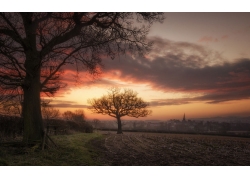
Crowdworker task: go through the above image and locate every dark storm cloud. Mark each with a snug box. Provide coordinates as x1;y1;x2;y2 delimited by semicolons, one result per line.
58;37;250;105
150;88;250;106
101;38;250;104
149;98;191;106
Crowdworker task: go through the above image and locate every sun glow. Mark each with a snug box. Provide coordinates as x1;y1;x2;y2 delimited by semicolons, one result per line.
52;82;250;121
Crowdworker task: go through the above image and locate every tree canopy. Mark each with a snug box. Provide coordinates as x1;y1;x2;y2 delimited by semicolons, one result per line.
88;88;151;133
0;12;164;97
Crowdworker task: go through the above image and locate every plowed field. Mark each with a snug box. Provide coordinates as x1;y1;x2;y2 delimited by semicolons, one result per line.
90;132;250;165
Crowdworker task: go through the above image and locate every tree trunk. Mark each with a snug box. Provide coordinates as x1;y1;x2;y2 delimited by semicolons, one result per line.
19;14;45;144
22;59;44;144
117;116;123;134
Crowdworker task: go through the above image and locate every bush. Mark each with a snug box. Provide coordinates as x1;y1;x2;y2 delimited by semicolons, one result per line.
0;114;93;140
44;119;93;135
0;115;23;140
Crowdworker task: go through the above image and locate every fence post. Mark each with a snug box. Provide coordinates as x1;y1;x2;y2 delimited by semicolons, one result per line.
42;130;47;150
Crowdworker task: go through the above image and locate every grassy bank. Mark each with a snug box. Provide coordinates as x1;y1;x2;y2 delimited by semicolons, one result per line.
0;133;105;166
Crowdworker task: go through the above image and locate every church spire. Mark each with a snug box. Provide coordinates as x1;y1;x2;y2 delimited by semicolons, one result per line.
183;113;186;121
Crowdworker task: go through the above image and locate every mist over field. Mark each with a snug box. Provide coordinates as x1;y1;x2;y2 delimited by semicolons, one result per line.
95;116;250;136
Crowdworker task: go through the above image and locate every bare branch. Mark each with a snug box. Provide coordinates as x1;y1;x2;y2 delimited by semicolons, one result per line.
88;87;152;119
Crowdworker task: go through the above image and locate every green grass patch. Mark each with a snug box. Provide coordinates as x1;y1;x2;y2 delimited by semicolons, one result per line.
0;133;105;166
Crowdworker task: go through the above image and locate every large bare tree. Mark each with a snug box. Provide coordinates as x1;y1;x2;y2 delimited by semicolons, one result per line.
0;12;163;143
88;88;151;134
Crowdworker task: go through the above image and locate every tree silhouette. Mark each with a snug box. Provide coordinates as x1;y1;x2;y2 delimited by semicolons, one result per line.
0;12;163;143
88;88;151;134
62;109;86;122
41;100;60;121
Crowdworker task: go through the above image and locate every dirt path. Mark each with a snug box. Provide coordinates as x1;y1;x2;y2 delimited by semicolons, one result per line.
89;132;250;165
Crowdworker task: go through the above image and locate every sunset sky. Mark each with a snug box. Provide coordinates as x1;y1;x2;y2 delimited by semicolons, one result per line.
45;12;250;121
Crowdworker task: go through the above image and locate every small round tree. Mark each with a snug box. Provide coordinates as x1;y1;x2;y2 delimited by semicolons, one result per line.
88;88;151;134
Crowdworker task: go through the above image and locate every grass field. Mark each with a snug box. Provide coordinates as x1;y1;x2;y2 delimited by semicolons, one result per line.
0;133;104;166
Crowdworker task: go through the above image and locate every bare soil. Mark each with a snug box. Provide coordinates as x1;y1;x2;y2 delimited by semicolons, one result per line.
89;131;250;166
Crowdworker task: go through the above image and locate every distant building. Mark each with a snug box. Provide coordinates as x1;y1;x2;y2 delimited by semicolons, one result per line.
183;113;186;121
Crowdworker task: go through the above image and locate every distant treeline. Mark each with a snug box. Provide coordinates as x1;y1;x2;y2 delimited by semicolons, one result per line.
96;119;250;137
0;115;93;141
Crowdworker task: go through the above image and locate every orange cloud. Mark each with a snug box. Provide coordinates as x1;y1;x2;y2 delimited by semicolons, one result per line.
198;35;229;43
